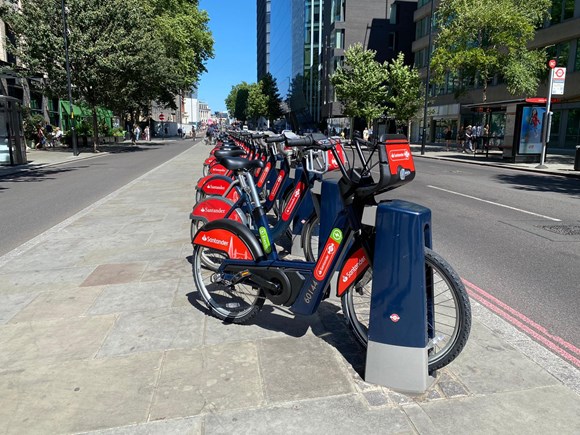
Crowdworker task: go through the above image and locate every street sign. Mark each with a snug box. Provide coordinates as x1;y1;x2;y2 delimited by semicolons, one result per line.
548;59;557;69
552;67;566;95
159;113;165;121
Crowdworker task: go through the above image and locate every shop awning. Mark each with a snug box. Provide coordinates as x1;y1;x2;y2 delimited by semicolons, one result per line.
60;101;92;118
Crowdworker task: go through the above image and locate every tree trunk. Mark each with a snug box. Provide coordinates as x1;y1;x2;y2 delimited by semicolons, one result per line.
91;106;99;153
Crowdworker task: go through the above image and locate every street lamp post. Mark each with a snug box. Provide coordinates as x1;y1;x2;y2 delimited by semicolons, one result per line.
61;0;78;156
420;0;436;155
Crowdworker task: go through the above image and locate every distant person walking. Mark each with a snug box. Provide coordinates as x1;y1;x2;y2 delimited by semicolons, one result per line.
134;125;141;141
191;126;196;140
144;126;150;141
445;127;453;151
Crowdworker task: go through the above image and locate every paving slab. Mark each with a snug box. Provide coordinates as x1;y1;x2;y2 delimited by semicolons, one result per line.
9;286;103;323
0;266;96;293
150;343;263;420
0;352;161;434
0;290;39;324
97;307;204;357
258;335;354;403
88;280;179;315
81;262;148;287
78;417;202;435
203;394;413;435
0;315;115;369
410;384;580;434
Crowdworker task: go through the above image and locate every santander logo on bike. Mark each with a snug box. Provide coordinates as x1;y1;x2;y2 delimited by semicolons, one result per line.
389;148;411;162
200;207;226;214
204;184;226;191
201;234;228;246
341;254;368;282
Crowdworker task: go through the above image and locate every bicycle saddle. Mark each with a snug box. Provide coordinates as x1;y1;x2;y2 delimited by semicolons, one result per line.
214;148;246;159
219;157;264;171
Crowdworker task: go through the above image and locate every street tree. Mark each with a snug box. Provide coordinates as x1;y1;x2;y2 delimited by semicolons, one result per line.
2;0;213;152
259;73;284;125
385;53;423;134
431;0;551;103
246;82;268;126
225;82;251;123
331;43;388;137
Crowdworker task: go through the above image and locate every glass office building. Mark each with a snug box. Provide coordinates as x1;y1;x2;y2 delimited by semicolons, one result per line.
259;0;323;131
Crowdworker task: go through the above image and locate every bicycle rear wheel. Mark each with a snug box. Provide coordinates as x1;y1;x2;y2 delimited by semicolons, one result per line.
192;243;264;323
341;247;471;371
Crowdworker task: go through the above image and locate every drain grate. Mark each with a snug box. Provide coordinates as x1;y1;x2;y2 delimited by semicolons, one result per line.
539;225;580;236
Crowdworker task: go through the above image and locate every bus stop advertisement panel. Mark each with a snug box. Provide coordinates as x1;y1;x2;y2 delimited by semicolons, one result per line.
512;104;544;163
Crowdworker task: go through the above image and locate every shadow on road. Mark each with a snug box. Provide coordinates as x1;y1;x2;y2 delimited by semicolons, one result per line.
0;165;84;189
494;172;580;198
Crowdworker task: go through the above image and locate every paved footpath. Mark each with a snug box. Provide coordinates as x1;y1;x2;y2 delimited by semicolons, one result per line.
0;141;579;434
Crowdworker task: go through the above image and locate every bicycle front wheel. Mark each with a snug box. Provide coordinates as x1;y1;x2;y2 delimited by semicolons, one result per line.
341;247;471;371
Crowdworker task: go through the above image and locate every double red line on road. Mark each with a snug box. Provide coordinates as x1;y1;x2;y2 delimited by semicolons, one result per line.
463;279;580;369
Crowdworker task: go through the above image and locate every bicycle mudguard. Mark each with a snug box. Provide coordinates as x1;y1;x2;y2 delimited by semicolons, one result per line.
196;175;240;201
204;156;216;165
190;197;245;224
336;243;371;297
192;220;264;260
209;164;229;176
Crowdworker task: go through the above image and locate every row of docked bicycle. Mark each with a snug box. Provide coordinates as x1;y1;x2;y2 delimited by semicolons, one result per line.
189;130;471;372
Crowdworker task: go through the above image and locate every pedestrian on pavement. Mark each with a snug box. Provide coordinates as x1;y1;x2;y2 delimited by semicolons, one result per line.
191;126;196;140
35;125;46;149
464;125;474;153
178;127;183;139
363;127;369;141
456;127;465;152
130;127;136;145
445;127;453;151
134;125;141;142
144;126;150;141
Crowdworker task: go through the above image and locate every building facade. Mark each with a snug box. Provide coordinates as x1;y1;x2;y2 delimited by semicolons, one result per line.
258;0;417;133
412;0;580;153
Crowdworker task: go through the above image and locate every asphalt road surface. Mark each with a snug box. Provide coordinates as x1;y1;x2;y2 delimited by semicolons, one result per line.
0;140;194;257
396;157;579;350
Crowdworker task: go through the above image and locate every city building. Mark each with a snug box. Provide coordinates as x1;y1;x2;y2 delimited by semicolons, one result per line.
258;0;417;133
321;0;417;134
412;0;580;156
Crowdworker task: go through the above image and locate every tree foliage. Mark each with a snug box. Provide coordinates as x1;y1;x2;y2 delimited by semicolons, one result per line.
385;53;423;128
259;73;284;123
246;82;268;121
431;0;550;102
330;43;388;129
225;82;251;122
1;0;213;150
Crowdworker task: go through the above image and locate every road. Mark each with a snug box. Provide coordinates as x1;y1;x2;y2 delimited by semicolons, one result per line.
396;157;580;350
0;140;194;257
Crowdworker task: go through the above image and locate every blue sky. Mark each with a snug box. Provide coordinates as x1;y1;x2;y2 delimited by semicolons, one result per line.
197;0;257;113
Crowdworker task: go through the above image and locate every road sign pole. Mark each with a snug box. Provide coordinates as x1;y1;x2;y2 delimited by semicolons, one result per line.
537;66;555;169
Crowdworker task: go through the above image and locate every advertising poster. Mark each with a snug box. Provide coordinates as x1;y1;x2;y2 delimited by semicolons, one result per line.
519;106;545;154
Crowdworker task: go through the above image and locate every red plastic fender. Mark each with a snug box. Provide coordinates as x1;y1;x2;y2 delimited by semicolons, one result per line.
190;197;244;224
336;245;371;297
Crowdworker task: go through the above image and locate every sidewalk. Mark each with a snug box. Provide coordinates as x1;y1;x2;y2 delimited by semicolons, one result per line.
409;143;580;178
0;142;579;434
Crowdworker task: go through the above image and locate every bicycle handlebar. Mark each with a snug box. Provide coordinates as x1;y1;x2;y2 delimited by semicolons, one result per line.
285;136;314;147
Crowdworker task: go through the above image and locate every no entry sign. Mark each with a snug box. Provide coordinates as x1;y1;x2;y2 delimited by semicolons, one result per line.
159;113;165;121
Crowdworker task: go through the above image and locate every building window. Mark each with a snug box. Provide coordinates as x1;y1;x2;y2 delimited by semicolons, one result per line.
550;0;575;25
415;16;431;40
565;109;580;147
331;0;345;24
575;39;580;71
547;40;570;68
388;32;396;50
332;29;345;49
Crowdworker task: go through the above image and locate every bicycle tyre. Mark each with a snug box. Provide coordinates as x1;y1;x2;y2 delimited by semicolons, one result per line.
192;243;264;323
302;215;320;262
341;247;471;371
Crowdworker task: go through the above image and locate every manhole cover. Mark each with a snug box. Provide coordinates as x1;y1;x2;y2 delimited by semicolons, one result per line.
539;225;580;236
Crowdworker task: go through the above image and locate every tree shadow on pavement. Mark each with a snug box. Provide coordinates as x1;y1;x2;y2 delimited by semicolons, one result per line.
494;172;580;198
